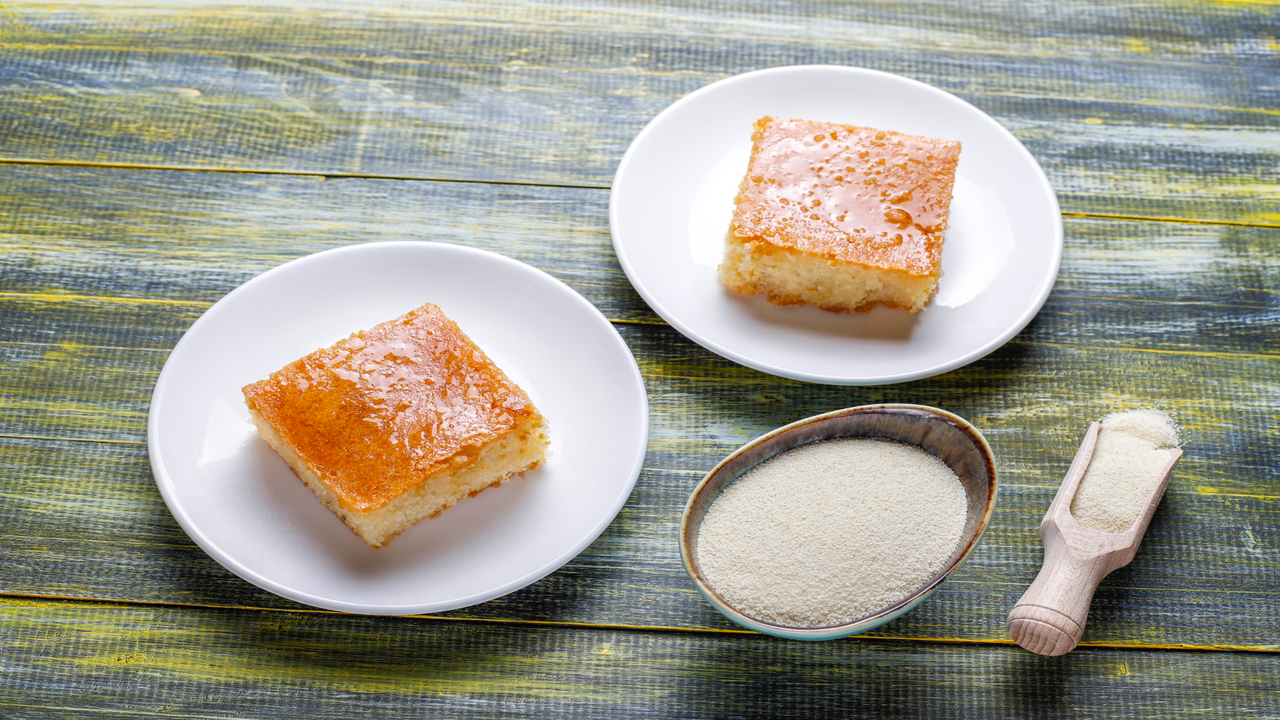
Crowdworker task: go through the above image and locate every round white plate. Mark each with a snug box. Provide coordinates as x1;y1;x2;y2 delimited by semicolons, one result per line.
148;242;649;614
610;65;1062;385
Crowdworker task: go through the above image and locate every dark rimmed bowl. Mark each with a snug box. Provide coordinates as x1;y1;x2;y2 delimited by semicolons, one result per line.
680;404;997;640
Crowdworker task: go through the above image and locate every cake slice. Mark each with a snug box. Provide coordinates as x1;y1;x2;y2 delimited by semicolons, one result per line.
242;303;549;548
719;117;961;313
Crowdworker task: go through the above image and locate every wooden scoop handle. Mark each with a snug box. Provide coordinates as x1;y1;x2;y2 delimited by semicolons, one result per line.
1007;539;1111;656
1007;422;1182;657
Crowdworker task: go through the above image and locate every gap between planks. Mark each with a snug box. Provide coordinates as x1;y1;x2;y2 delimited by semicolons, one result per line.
0;157;1276;231
2;592;1277;655
0;157;606;192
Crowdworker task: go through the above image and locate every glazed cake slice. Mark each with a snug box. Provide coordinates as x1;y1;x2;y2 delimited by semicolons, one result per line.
720;117;962;313
242;303;549;548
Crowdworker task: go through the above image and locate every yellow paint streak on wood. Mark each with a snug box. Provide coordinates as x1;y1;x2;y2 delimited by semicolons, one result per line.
1192;485;1279;500
59;648;586;699
1;239;275;261
0;432;144;445
0;398;142;418
1107;344;1280;361
37;342;87;366
1121;39;1151;54
0;290;208;308
9;605;587;696
0;703;194;719
1060;211;1280;230
1023;338;1280;362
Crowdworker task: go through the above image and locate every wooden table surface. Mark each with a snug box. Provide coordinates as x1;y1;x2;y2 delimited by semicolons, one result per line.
2;1;1278;716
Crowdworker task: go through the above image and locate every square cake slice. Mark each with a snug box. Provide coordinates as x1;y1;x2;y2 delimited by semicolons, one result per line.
719;117;962;313
242;303;549;548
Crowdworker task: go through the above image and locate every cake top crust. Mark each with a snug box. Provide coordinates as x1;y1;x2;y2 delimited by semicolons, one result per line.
729;117;961;277
242;303;539;512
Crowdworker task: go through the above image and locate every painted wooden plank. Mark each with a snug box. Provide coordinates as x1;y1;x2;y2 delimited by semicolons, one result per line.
1;335;1272;644
0;164;1275;457
1;321;1277;648
1;296;1278;484
2;597;1278;719
0;161;1275;649
0;162;1275;343
0;423;1276;650
0;164;651;323
6;0;1276;118
0;1;1277;223
0;160;1275;658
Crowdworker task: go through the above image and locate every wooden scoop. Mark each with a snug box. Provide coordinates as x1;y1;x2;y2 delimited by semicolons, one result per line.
1007;422;1182;656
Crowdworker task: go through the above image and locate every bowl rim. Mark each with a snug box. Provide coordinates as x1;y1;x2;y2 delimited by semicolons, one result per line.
679;403;998;639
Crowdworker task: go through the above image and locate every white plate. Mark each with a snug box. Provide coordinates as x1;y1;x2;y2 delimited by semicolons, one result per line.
610;65;1062;385
148;242;648;615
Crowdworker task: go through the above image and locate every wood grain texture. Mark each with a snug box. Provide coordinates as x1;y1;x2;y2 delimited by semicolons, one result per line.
3;597;1279;719
1;399;1277;649
0;1;1277;223
5;307;1279;497
0;162;1275;342
0;164;1276;650
1;0;1279;712
0;164;1275;442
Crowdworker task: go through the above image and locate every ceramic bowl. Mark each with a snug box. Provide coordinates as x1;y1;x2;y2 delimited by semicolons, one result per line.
679;404;997;640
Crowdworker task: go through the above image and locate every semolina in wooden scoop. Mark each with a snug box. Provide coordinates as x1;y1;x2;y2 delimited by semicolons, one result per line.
1007;410;1182;656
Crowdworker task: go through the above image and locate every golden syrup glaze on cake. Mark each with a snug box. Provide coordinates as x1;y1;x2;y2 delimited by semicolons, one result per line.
730;117;961;278
242;303;540;512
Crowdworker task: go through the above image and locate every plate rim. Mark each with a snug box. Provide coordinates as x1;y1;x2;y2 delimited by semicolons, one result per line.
147;240;650;615
609;64;1063;385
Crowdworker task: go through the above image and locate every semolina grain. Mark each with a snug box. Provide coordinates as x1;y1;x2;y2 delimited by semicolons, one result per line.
1070;409;1180;534
695;438;967;629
